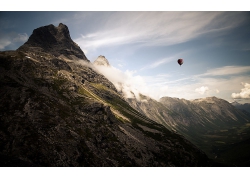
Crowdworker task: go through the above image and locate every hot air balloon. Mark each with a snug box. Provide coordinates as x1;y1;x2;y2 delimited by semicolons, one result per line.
177;59;183;66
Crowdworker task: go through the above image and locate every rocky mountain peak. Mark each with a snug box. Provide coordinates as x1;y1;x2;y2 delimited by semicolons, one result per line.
17;23;88;61
93;55;110;67
231;101;241;106
192;96;227;104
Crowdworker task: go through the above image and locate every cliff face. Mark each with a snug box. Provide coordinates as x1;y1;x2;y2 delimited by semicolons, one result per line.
0;24;210;167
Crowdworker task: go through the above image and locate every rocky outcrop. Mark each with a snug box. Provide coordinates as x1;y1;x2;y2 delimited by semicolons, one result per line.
17;23;88;61
93;55;110;67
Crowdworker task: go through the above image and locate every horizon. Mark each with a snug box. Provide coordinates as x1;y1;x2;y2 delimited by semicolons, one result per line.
1;12;250;103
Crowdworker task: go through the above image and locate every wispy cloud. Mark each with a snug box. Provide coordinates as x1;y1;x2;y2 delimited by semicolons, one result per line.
74;12;248;54
139;50;189;71
0;32;28;50
0;39;11;50
198;66;250;77
12;33;28;42
140;56;174;71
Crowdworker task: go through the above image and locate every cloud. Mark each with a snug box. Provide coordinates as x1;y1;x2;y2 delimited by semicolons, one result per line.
195;86;209;95
0;32;28;50
92;63;173;101
199;66;250;77
0;39;11;50
140;56;174;71
139;65;250;101
74;12;247;54
93;64;146;100
231;83;250;99
139;50;189;71
90;61;250;103
12;33;28;42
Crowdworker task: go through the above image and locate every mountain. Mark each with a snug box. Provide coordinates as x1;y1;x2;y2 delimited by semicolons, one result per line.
17;23;88;61
160;96;249;131
126;95;250;166
231;101;250;114
0;23;210;167
93;55;110;67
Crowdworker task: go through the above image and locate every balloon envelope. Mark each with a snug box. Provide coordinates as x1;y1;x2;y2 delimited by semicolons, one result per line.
177;59;183;66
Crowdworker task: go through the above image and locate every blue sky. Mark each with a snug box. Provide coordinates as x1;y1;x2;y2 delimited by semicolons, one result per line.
1;11;250;103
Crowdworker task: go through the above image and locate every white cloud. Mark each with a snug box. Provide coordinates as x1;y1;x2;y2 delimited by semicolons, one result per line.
216;89;220;93
199;66;250;77
195;86;209;95
232;83;250;99
93;64;146;100
92;63;173;101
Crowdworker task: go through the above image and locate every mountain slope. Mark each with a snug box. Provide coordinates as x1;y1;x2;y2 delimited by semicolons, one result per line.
126;95;250;165
0;23;209;167
231;101;250;114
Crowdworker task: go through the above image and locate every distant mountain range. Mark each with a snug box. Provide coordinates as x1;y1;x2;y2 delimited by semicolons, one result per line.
231;101;250;114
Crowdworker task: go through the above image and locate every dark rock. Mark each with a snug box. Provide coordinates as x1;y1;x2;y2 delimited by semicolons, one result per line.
17;23;88;61
50;58;72;71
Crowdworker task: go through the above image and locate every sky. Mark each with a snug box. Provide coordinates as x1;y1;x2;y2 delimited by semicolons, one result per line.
1;10;250;103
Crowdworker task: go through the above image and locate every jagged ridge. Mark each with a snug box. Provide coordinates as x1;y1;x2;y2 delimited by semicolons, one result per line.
17;23;88;61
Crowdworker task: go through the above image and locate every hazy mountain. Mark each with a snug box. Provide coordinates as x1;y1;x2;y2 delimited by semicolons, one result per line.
0;23;210;167
160;96;249;130
93;55;110;67
127;95;250;166
231;101;250;114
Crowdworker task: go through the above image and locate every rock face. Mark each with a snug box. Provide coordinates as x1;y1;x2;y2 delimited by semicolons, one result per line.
0;24;210;167
93;55;110;67
17;23;88;61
